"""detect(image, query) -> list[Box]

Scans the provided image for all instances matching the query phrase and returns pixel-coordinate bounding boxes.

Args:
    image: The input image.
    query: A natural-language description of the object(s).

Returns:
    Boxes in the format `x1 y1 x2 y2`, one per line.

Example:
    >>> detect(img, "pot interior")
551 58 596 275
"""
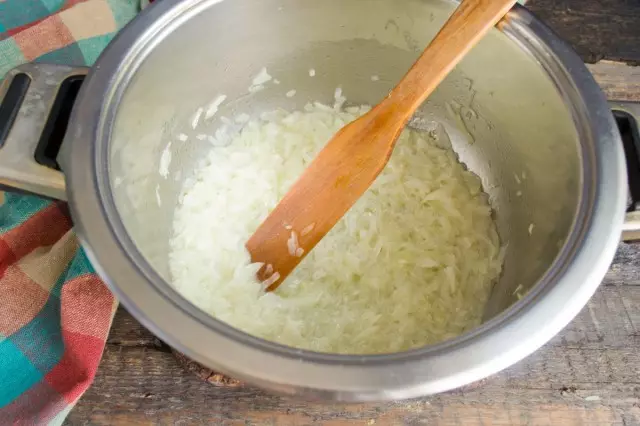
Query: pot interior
108 0 581 346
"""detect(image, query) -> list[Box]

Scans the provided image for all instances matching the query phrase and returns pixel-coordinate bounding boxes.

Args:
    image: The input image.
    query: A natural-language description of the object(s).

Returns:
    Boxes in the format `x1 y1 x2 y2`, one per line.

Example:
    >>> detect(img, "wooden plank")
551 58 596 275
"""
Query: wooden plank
528 0 640 66
606 244 640 286
588 61 640 102
106 308 165 349
64 344 640 425
66 282 640 425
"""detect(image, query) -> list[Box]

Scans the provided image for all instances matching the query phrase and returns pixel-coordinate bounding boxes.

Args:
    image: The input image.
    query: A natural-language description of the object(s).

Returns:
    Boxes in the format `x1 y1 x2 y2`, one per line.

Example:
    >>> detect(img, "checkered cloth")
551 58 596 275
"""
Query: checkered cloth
0 1 139 424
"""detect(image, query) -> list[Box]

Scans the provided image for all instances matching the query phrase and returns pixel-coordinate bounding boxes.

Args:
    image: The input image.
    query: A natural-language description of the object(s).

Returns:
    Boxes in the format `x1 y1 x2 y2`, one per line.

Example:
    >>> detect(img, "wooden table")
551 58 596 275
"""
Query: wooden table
527 0 640 66
66 2 640 424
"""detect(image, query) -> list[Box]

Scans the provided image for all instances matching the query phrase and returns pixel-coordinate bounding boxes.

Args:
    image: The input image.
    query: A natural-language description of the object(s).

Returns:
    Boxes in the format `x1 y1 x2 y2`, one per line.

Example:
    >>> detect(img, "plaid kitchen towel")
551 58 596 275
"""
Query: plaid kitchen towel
0 1 139 424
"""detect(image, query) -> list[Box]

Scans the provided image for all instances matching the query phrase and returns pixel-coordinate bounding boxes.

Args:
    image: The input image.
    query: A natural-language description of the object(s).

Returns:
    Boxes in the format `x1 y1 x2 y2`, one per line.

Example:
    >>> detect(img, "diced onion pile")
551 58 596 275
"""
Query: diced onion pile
169 102 503 354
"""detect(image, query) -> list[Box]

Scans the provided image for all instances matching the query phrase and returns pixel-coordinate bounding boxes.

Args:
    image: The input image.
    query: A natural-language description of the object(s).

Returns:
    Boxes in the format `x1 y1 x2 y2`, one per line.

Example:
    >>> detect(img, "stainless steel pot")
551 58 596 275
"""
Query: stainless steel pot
1 0 639 401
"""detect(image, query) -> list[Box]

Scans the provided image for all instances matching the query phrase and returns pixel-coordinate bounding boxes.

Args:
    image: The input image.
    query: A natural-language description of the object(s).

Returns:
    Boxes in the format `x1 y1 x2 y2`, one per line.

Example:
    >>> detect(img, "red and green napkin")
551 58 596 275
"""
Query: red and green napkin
0 1 139 423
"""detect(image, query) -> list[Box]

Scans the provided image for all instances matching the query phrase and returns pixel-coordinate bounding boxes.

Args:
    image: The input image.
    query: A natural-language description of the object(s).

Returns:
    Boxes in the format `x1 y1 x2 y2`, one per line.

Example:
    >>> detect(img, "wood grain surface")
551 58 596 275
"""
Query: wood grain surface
588 62 640 103
528 0 640 66
66 5 640 425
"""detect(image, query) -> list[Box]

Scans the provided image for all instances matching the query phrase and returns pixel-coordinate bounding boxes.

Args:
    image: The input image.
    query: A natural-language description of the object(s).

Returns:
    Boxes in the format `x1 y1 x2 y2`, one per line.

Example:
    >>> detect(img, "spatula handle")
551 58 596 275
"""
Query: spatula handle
386 0 517 117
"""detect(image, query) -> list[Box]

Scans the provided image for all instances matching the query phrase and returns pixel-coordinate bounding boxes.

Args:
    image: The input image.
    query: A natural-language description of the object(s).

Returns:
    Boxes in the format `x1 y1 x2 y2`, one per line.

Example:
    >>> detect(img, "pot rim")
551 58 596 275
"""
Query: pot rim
62 0 627 401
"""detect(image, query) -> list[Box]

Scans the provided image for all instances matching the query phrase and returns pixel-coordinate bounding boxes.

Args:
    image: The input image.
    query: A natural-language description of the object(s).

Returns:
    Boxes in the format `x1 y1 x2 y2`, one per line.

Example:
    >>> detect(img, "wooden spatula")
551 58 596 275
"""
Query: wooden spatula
247 0 517 291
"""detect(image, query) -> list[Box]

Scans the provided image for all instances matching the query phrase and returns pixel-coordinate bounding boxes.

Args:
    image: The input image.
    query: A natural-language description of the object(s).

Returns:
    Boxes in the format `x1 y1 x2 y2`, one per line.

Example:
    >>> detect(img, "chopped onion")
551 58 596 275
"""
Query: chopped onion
191 107 203 129
169 103 503 354
204 94 227 120
159 142 172 178
287 231 299 256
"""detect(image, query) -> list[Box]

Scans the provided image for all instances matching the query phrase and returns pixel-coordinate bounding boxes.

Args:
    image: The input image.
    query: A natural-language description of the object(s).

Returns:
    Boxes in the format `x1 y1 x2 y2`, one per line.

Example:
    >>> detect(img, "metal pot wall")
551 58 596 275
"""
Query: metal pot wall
1 0 639 401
